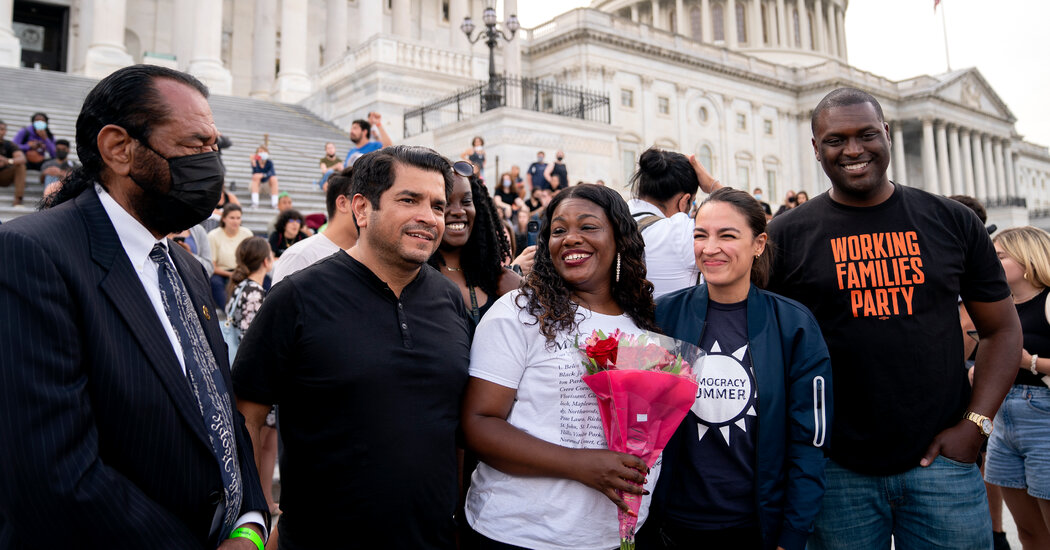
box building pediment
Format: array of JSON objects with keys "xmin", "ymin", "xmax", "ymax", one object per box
[{"xmin": 902, "ymin": 69, "xmax": 1015, "ymax": 123}]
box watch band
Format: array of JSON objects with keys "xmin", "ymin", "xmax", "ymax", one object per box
[{"xmin": 964, "ymin": 411, "xmax": 993, "ymax": 437}]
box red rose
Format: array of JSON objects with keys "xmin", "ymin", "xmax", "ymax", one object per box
[{"xmin": 587, "ymin": 336, "xmax": 619, "ymax": 368}]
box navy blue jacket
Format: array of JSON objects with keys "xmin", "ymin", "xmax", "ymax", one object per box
[{"xmin": 654, "ymin": 284, "xmax": 833, "ymax": 550}]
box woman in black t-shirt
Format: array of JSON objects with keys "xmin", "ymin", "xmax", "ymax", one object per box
[
  {"xmin": 268, "ymin": 208, "xmax": 308, "ymax": 258},
  {"xmin": 985, "ymin": 227, "xmax": 1050, "ymax": 547},
  {"xmin": 428, "ymin": 169, "xmax": 520, "ymax": 326}
]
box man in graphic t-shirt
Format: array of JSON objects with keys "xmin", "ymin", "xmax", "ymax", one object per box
[{"xmin": 764, "ymin": 88, "xmax": 1021, "ymax": 549}]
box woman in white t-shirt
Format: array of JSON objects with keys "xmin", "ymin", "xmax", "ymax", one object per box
[{"xmin": 462, "ymin": 184, "xmax": 660, "ymax": 550}]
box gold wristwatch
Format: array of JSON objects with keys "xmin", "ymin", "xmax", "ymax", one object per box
[{"xmin": 965, "ymin": 411, "xmax": 993, "ymax": 437}]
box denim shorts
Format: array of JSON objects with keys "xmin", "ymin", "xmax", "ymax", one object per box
[
  {"xmin": 984, "ymin": 384, "xmax": 1050, "ymax": 499},
  {"xmin": 809, "ymin": 457, "xmax": 990, "ymax": 550}
]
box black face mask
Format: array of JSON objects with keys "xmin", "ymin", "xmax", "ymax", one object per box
[
  {"xmin": 132, "ymin": 141, "xmax": 226, "ymax": 233},
  {"xmin": 56, "ymin": 150, "xmax": 69, "ymax": 160}
]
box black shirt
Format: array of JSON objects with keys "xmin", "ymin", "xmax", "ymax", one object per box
[
  {"xmin": 232, "ymin": 252, "xmax": 471, "ymax": 549},
  {"xmin": 767, "ymin": 184, "xmax": 1009, "ymax": 475},
  {"xmin": 1015, "ymin": 287, "xmax": 1050, "ymax": 386},
  {"xmin": 659, "ymin": 299, "xmax": 757, "ymax": 529},
  {"xmin": 0, "ymin": 139, "xmax": 16, "ymax": 162}
]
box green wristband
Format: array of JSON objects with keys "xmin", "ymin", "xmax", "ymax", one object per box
[{"xmin": 229, "ymin": 527, "xmax": 264, "ymax": 550}]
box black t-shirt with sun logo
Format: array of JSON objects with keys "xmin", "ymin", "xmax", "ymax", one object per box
[{"xmin": 658, "ymin": 298, "xmax": 758, "ymax": 530}]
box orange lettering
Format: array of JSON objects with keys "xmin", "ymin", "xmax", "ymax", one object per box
[
  {"xmin": 911, "ymin": 257, "xmax": 924, "ymax": 284},
  {"xmin": 901, "ymin": 286, "xmax": 915, "ymax": 315},
  {"xmin": 836, "ymin": 263, "xmax": 848, "ymax": 290},
  {"xmin": 905, "ymin": 232, "xmax": 920, "ymax": 256},
  {"xmin": 851, "ymin": 290, "xmax": 864, "ymax": 317},
  {"xmin": 831, "ymin": 238, "xmax": 849, "ymax": 263}
]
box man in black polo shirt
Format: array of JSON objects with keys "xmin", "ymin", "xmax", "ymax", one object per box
[{"xmin": 233, "ymin": 146, "xmax": 470, "ymax": 549}]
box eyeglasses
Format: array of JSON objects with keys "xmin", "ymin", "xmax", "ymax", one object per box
[
  {"xmin": 288, "ymin": 219, "xmax": 302, "ymax": 224},
  {"xmin": 452, "ymin": 160, "xmax": 475, "ymax": 178}
]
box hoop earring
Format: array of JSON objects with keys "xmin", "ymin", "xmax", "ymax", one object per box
[{"xmin": 615, "ymin": 253, "xmax": 621, "ymax": 283}]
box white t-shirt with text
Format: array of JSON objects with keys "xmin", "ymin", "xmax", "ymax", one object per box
[{"xmin": 465, "ymin": 290, "xmax": 659, "ymax": 550}]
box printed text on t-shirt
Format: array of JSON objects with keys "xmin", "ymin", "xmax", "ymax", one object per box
[{"xmin": 830, "ymin": 231, "xmax": 925, "ymax": 318}]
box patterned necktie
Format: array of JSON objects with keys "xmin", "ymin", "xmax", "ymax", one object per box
[{"xmin": 149, "ymin": 244, "xmax": 242, "ymax": 538}]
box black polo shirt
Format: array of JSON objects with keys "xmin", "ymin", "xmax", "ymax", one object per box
[{"xmin": 233, "ymin": 251, "xmax": 471, "ymax": 549}]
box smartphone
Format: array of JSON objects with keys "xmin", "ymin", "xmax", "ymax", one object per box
[{"xmin": 526, "ymin": 219, "xmax": 540, "ymax": 247}]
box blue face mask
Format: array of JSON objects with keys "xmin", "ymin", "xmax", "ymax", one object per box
[{"xmin": 33, "ymin": 120, "xmax": 47, "ymax": 131}]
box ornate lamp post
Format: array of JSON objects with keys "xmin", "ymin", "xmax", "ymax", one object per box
[{"xmin": 461, "ymin": 6, "xmax": 520, "ymax": 111}]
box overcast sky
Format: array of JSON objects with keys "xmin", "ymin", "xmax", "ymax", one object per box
[{"xmin": 510, "ymin": 0, "xmax": 1050, "ymax": 147}]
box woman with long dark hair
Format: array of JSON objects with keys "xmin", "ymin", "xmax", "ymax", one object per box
[
  {"xmin": 428, "ymin": 170, "xmax": 520, "ymax": 325},
  {"xmin": 461, "ymin": 184, "xmax": 660, "ymax": 549},
  {"xmin": 640, "ymin": 188, "xmax": 832, "ymax": 550}
]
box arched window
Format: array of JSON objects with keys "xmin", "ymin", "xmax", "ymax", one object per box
[
  {"xmin": 699, "ymin": 145, "xmax": 714, "ymax": 173},
  {"xmin": 712, "ymin": 3, "xmax": 725, "ymax": 42},
  {"xmin": 736, "ymin": 2, "xmax": 747, "ymax": 43},
  {"xmin": 690, "ymin": 6, "xmax": 703, "ymax": 40},
  {"xmin": 792, "ymin": 9, "xmax": 801, "ymax": 47}
]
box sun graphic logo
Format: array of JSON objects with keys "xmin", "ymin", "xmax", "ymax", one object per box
[{"xmin": 691, "ymin": 341, "xmax": 757, "ymax": 445}]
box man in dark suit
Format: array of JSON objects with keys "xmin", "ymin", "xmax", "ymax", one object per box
[{"xmin": 0, "ymin": 65, "xmax": 268, "ymax": 549}]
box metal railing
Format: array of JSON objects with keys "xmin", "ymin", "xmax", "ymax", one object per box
[{"xmin": 404, "ymin": 75, "xmax": 610, "ymax": 137}]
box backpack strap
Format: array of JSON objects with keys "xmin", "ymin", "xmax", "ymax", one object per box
[{"xmin": 632, "ymin": 211, "xmax": 663, "ymax": 233}]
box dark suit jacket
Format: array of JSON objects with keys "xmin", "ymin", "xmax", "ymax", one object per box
[{"xmin": 0, "ymin": 188, "xmax": 267, "ymax": 548}]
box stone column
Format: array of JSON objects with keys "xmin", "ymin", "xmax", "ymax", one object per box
[
  {"xmin": 825, "ymin": 0, "xmax": 837, "ymax": 57},
  {"xmin": 631, "ymin": 4, "xmax": 639, "ymax": 22},
  {"xmin": 796, "ymin": 0, "xmax": 810, "ymax": 50},
  {"xmin": 273, "ymin": 0, "xmax": 312, "ymax": 103},
  {"xmin": 935, "ymin": 122, "xmax": 951, "ymax": 196},
  {"xmin": 750, "ymin": 0, "xmax": 762, "ymax": 45},
  {"xmin": 921, "ymin": 118, "xmax": 939, "ymax": 194},
  {"xmin": 994, "ymin": 139, "xmax": 1008, "ymax": 200},
  {"xmin": 503, "ymin": 0, "xmax": 521, "ymax": 75},
  {"xmin": 959, "ymin": 128, "xmax": 975, "ymax": 197},
  {"xmin": 835, "ymin": 6, "xmax": 846, "ymax": 60},
  {"xmin": 775, "ymin": 0, "xmax": 787, "ymax": 47},
  {"xmin": 0, "ymin": 0, "xmax": 20, "ymax": 67},
  {"xmin": 1005, "ymin": 145, "xmax": 1018, "ymax": 200},
  {"xmin": 676, "ymin": 0, "xmax": 686, "ymax": 34},
  {"xmin": 392, "ymin": 0, "xmax": 410, "ymax": 37},
  {"xmin": 250, "ymin": 0, "xmax": 277, "ymax": 99},
  {"xmin": 892, "ymin": 123, "xmax": 906, "ymax": 185},
  {"xmin": 727, "ymin": 0, "xmax": 738, "ymax": 47},
  {"xmin": 983, "ymin": 135, "xmax": 998, "ymax": 203},
  {"xmin": 702, "ymin": 0, "xmax": 713, "ymax": 42},
  {"xmin": 359, "ymin": 0, "xmax": 383, "ymax": 43},
  {"xmin": 651, "ymin": 0, "xmax": 661, "ymax": 28},
  {"xmin": 83, "ymin": 0, "xmax": 134, "ymax": 77},
  {"xmin": 187, "ymin": 0, "xmax": 233, "ymax": 94},
  {"xmin": 325, "ymin": 0, "xmax": 348, "ymax": 65},
  {"xmin": 449, "ymin": 0, "xmax": 467, "ymax": 49},
  {"xmin": 812, "ymin": 0, "xmax": 824, "ymax": 53},
  {"xmin": 972, "ymin": 132, "xmax": 987, "ymax": 201},
  {"xmin": 948, "ymin": 125, "xmax": 963, "ymax": 196}
]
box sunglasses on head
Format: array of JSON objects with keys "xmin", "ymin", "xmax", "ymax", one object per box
[{"xmin": 452, "ymin": 160, "xmax": 475, "ymax": 178}]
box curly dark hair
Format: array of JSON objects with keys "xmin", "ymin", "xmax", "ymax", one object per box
[
  {"xmin": 518, "ymin": 184, "xmax": 656, "ymax": 343},
  {"xmin": 274, "ymin": 208, "xmax": 304, "ymax": 236},
  {"xmin": 428, "ymin": 174, "xmax": 511, "ymax": 298}
]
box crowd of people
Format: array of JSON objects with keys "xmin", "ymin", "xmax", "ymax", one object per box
[{"xmin": 2, "ymin": 64, "xmax": 1048, "ymax": 550}]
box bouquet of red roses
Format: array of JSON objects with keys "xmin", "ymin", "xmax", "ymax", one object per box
[{"xmin": 577, "ymin": 329, "xmax": 701, "ymax": 550}]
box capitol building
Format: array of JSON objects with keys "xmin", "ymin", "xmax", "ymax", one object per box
[{"xmin": 2, "ymin": 0, "xmax": 1048, "ymax": 226}]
